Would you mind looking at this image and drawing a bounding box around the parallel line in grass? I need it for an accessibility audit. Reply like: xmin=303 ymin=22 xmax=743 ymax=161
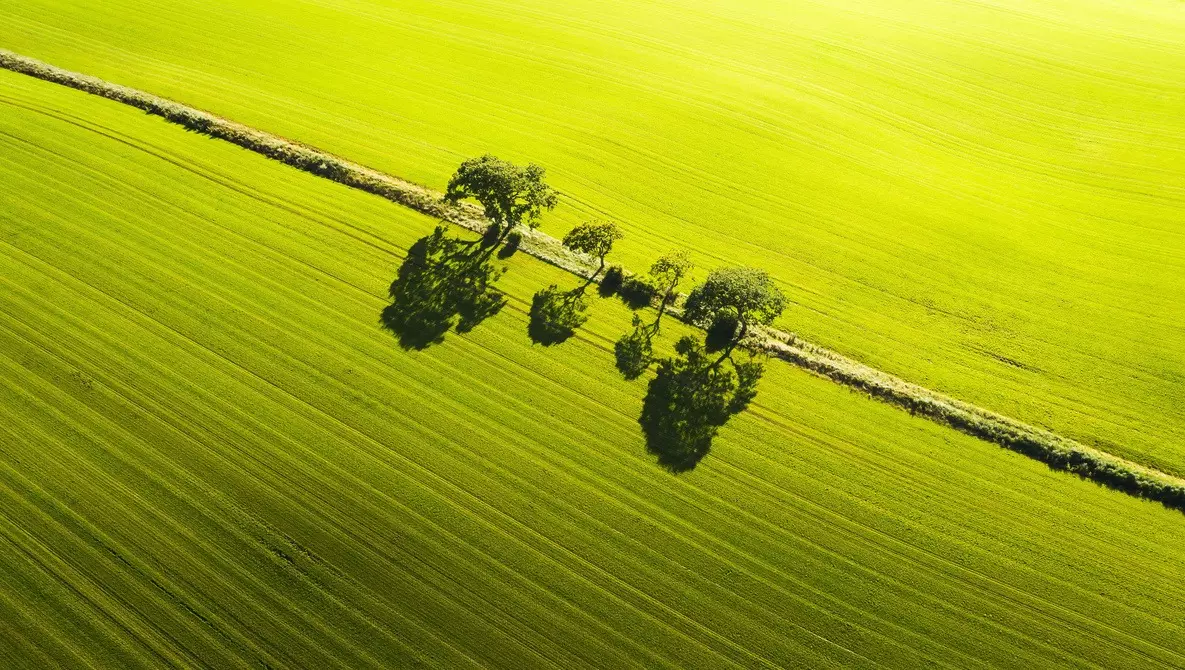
xmin=0 ymin=134 xmax=905 ymax=664
xmin=706 ymin=447 xmax=1181 ymax=668
xmin=2 ymin=48 xmax=1179 ymax=508
xmin=0 ymin=363 xmax=330 ymax=669
xmin=0 ymin=580 xmax=84 ymax=668
xmin=6 ymin=126 xmax=1175 ymax=668
xmin=0 ymin=417 xmax=227 ymax=669
xmin=741 ymin=401 xmax=1166 ymax=587
xmin=0 ymin=162 xmax=1147 ymax=668
xmin=0 ymin=349 xmax=425 ymax=670
xmin=0 ymin=175 xmax=952 ymax=664
xmin=0 ymin=123 xmax=876 ymax=664
xmin=9 ymin=107 xmax=1185 ymax=664
xmin=0 ymin=164 xmax=583 ymax=664
xmin=0 ymin=317 xmax=549 ymax=668
xmin=9 ymin=67 xmax=1185 ymax=664
xmin=0 ymin=349 xmax=415 ymax=670
xmin=0 ymin=275 xmax=597 ymax=668
xmin=0 ymin=93 xmax=405 ymax=274
xmin=0 ymin=246 xmax=720 ymax=668
xmin=0 ymin=493 xmax=167 ymax=669
xmin=6 ymin=42 xmax=1166 ymax=417
xmin=0 ymin=226 xmax=815 ymax=668
xmin=0 ymin=330 xmax=489 ymax=670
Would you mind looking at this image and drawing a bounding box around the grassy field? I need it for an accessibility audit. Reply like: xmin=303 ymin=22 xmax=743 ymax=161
xmin=1 ymin=0 xmax=1183 ymax=476
xmin=3 ymin=69 xmax=1185 ymax=668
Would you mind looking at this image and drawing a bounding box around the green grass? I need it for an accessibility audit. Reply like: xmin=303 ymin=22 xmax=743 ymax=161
xmin=1 ymin=0 xmax=1183 ymax=475
xmin=3 ymin=69 xmax=1185 ymax=668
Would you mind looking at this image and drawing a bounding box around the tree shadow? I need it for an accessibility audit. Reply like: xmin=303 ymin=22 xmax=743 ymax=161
xmin=528 ymin=284 xmax=588 ymax=345
xmin=380 ymin=225 xmax=506 ymax=350
xmin=615 ymin=317 xmax=657 ymax=380
xmin=601 ymin=273 xmax=657 ymax=311
xmin=639 ymin=336 xmax=764 ymax=472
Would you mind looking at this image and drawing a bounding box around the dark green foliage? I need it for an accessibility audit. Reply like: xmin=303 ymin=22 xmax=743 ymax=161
xmin=16 ymin=52 xmax=1182 ymax=510
xmin=598 ymin=264 xmax=625 ymax=297
xmin=381 ymin=226 xmax=505 ymax=349
xmin=639 ymin=336 xmax=766 ymax=472
xmin=443 ymin=154 xmax=558 ymax=235
xmin=614 ymin=317 xmax=654 ymax=380
xmin=562 ymin=220 xmax=623 ymax=278
xmin=498 ymin=230 xmax=523 ymax=259
xmin=704 ymin=311 xmax=740 ymax=353
xmin=617 ymin=276 xmax=657 ymax=310
xmin=683 ymin=266 xmax=786 ymax=332
xmin=648 ymin=249 xmax=694 ymax=318
xmin=528 ymin=285 xmax=588 ymax=345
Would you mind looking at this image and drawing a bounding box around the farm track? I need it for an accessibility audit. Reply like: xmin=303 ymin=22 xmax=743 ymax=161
xmin=2 ymin=48 xmax=1181 ymax=511
xmin=2 ymin=68 xmax=1185 ymax=667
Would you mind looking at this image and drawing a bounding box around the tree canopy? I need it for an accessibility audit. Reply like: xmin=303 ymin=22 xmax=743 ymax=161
xmin=562 ymin=220 xmax=623 ymax=273
xmin=443 ymin=154 xmax=558 ymax=234
xmin=648 ymin=249 xmax=694 ymax=314
xmin=682 ymin=266 xmax=786 ymax=338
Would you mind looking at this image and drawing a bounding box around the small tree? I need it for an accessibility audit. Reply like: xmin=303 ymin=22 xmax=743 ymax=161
xmin=563 ymin=220 xmax=623 ymax=281
xmin=444 ymin=155 xmax=558 ymax=238
xmin=683 ymin=266 xmax=786 ymax=358
xmin=647 ymin=249 xmax=693 ymax=321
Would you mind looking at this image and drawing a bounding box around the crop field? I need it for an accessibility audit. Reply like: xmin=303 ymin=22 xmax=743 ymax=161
xmin=1 ymin=0 xmax=1183 ymax=476
xmin=2 ymin=67 xmax=1185 ymax=668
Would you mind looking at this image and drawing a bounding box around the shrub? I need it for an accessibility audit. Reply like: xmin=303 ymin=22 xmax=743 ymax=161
xmin=617 ymin=276 xmax=656 ymax=310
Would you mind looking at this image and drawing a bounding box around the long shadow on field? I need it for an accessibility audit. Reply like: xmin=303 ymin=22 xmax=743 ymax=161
xmin=381 ymin=225 xmax=506 ymax=350
xmin=527 ymin=284 xmax=589 ymax=346
xmin=639 ymin=336 xmax=764 ymax=472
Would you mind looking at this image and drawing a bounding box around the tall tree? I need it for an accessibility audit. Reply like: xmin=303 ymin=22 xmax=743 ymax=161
xmin=647 ymin=249 xmax=694 ymax=323
xmin=444 ymin=155 xmax=558 ymax=238
xmin=683 ymin=266 xmax=786 ymax=358
xmin=562 ymin=220 xmax=623 ymax=282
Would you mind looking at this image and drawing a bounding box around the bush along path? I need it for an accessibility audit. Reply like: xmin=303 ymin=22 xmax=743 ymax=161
xmin=3 ymin=48 xmax=1182 ymax=511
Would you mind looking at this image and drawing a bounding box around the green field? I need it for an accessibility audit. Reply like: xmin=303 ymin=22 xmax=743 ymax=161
xmin=3 ymin=67 xmax=1185 ymax=667
xmin=2 ymin=0 xmax=1183 ymax=475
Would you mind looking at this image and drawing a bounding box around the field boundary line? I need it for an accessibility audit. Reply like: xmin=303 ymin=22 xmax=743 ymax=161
xmin=3 ymin=48 xmax=1182 ymax=512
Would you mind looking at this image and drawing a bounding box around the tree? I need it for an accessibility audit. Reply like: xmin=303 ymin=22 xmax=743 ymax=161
xmin=562 ymin=220 xmax=623 ymax=281
xmin=443 ymin=154 xmax=558 ymax=238
xmin=611 ymin=249 xmax=691 ymax=380
xmin=647 ymin=249 xmax=693 ymax=322
xmin=682 ymin=266 xmax=786 ymax=357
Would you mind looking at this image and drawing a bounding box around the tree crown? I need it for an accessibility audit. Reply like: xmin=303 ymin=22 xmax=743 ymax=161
xmin=682 ymin=266 xmax=786 ymax=329
xmin=444 ymin=155 xmax=558 ymax=230
xmin=562 ymin=220 xmax=623 ymax=261
xmin=648 ymin=249 xmax=693 ymax=295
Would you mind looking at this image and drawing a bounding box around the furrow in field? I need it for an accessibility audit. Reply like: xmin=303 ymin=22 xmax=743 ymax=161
xmin=2 ymin=109 xmax=1185 ymax=664
xmin=3 ymin=68 xmax=1185 ymax=666
xmin=1 ymin=49 xmax=1178 ymax=510
xmin=0 ymin=149 xmax=1094 ymax=667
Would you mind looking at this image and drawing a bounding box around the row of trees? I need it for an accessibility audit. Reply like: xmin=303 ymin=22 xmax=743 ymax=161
xmin=383 ymin=155 xmax=787 ymax=471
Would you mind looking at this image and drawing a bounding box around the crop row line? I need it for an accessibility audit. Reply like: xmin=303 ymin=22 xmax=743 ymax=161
xmin=2 ymin=47 xmax=1182 ymax=511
